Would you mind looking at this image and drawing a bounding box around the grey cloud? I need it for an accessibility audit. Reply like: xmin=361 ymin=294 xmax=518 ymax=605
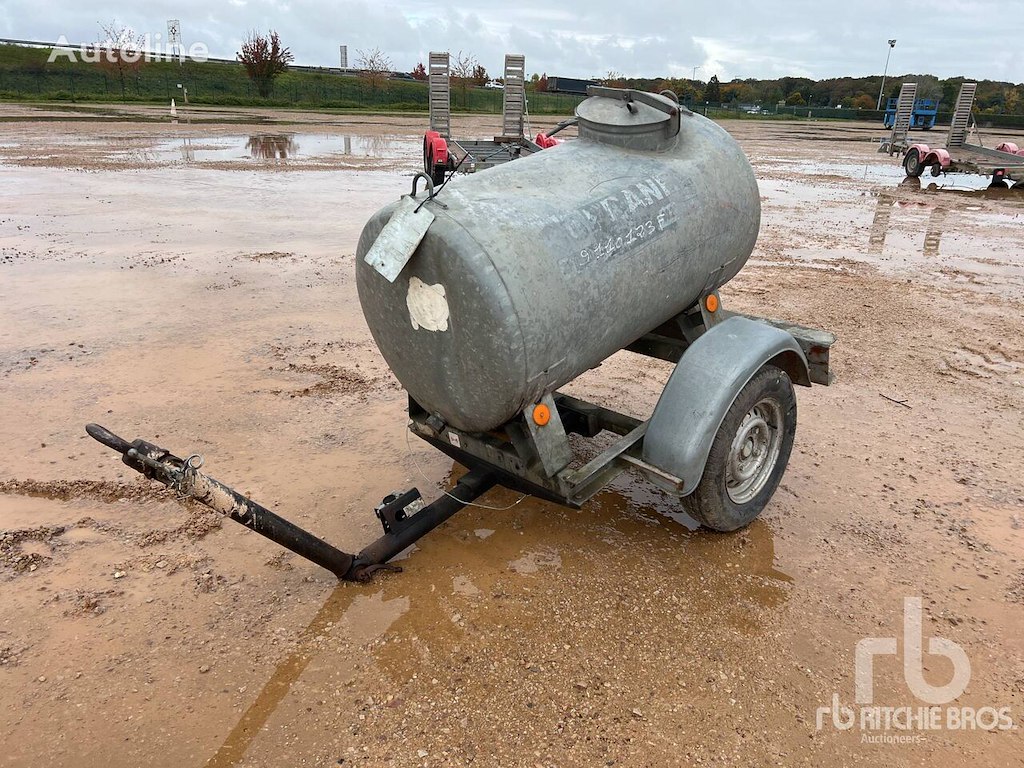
xmin=1 ymin=0 xmax=1020 ymax=83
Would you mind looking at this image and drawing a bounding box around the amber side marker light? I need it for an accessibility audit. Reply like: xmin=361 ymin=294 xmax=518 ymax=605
xmin=705 ymin=294 xmax=719 ymax=313
xmin=532 ymin=403 xmax=551 ymax=426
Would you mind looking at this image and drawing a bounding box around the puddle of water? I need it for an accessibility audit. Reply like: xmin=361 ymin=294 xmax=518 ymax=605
xmin=757 ymin=169 xmax=1024 ymax=297
xmin=0 ymin=132 xmax=421 ymax=166
xmin=864 ymin=185 xmax=1024 ymax=271
xmin=140 ymin=133 xmax=417 ymax=164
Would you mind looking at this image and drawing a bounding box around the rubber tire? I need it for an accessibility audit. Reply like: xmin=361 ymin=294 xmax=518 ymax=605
xmin=989 ymin=178 xmax=1010 ymax=189
xmin=682 ymin=365 xmax=797 ymax=532
xmin=430 ymin=163 xmax=446 ymax=187
xmin=904 ymin=149 xmax=924 ymax=178
xmin=930 ymin=164 xmax=942 ymax=177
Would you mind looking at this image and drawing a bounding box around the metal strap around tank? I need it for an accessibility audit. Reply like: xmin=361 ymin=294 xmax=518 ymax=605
xmin=429 ymin=51 xmax=451 ymax=138
xmin=946 ymin=82 xmax=977 ymax=148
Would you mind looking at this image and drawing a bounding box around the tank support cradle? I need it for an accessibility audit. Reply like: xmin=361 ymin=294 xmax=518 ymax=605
xmin=84 ymin=424 xmax=496 ymax=582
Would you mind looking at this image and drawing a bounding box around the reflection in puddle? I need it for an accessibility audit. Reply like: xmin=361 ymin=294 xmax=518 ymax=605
xmin=869 ymin=177 xmax=1023 ymax=259
xmin=897 ymin=174 xmax=1022 ymax=196
xmin=868 ymin=193 xmax=893 ymax=254
xmin=869 ymin=189 xmax=948 ymax=257
xmin=923 ymin=206 xmax=947 ymax=256
xmin=598 ymin=471 xmax=792 ymax=585
xmin=246 ymin=134 xmax=296 ymax=159
xmin=158 ymin=133 xmax=409 ymax=164
xmin=90 ymin=132 xmax=413 ymax=165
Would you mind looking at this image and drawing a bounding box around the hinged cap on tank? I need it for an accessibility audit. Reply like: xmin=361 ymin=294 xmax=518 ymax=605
xmin=576 ymin=87 xmax=689 ymax=150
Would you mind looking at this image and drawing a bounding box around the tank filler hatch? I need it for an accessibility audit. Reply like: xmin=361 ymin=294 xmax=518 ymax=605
xmin=575 ymin=87 xmax=687 ymax=150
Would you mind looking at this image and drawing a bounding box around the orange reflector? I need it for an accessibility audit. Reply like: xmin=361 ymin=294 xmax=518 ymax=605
xmin=532 ymin=403 xmax=551 ymax=426
xmin=705 ymin=294 xmax=719 ymax=313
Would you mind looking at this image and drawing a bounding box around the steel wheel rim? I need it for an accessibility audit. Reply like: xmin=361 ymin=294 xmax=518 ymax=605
xmin=726 ymin=397 xmax=783 ymax=504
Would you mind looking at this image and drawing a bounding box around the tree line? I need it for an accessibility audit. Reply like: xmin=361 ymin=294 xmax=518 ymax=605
xmin=8 ymin=23 xmax=1022 ymax=116
xmin=554 ymin=71 xmax=1022 ymax=113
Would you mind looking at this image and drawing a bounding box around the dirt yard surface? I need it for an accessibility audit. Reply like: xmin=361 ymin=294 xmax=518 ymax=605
xmin=1 ymin=103 xmax=1022 ymax=767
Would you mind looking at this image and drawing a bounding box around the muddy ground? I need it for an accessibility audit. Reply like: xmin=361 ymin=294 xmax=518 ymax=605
xmin=0 ymin=102 xmax=1022 ymax=767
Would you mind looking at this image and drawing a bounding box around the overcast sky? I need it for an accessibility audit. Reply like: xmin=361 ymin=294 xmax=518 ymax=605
xmin=2 ymin=0 xmax=1022 ymax=83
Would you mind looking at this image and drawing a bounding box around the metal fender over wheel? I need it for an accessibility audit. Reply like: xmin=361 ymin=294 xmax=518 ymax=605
xmin=682 ymin=365 xmax=797 ymax=531
xmin=904 ymin=148 xmax=923 ymax=177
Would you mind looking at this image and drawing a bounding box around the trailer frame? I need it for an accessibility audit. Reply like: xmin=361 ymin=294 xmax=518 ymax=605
xmin=86 ymin=298 xmax=834 ymax=582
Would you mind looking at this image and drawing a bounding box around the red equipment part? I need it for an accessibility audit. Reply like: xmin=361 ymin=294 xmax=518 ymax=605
xmin=422 ymin=131 xmax=450 ymax=186
xmin=534 ymin=132 xmax=560 ymax=149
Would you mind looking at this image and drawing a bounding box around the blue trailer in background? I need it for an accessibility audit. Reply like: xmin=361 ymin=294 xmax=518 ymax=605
xmin=884 ymin=97 xmax=939 ymax=130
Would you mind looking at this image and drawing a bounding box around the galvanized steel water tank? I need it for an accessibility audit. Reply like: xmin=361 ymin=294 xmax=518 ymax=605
xmin=356 ymin=89 xmax=760 ymax=432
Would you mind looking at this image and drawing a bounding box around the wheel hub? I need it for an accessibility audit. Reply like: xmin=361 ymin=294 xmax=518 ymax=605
xmin=726 ymin=398 xmax=783 ymax=504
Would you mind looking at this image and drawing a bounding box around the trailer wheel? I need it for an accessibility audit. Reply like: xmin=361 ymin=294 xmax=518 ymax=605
xmin=422 ymin=134 xmax=435 ymax=176
xmin=903 ymin=149 xmax=924 ymax=177
xmin=682 ymin=365 xmax=796 ymax=532
xmin=930 ymin=164 xmax=942 ymax=177
xmin=989 ymin=178 xmax=1010 ymax=189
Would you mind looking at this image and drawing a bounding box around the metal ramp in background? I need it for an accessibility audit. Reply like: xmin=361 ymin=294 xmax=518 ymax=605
xmin=945 ymin=82 xmax=977 ymax=148
xmin=500 ymin=54 xmax=527 ymax=139
xmin=428 ymin=51 xmax=451 ymax=138
xmin=881 ymin=82 xmax=917 ymax=154
xmin=879 ymin=82 xmax=917 ymax=154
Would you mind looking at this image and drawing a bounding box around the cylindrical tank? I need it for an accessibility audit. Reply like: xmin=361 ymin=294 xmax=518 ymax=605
xmin=356 ymin=90 xmax=760 ymax=432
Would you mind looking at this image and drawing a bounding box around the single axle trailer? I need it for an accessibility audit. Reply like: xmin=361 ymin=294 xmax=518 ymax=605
xmin=87 ymin=87 xmax=836 ymax=584
xmin=903 ymin=141 xmax=1024 ymax=188
xmin=423 ymin=132 xmax=543 ymax=184
xmin=422 ymin=51 xmax=565 ymax=184
xmin=881 ymin=81 xmax=1024 ymax=188
xmin=88 ymin=294 xmax=833 ymax=582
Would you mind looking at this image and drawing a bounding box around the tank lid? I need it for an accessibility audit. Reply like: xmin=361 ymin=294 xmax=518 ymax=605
xmin=575 ymin=88 xmax=686 ymax=149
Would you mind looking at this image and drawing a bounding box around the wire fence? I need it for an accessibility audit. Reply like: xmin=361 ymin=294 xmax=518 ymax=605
xmin=2 ymin=54 xmax=1022 ymax=127
xmin=690 ymin=102 xmax=1024 ymax=129
xmin=0 ymin=62 xmax=588 ymax=114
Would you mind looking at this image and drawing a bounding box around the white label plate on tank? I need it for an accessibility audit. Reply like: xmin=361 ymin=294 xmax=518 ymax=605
xmin=363 ymin=196 xmax=434 ymax=282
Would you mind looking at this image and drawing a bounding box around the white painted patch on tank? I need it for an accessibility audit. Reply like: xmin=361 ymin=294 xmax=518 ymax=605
xmin=406 ymin=276 xmax=450 ymax=332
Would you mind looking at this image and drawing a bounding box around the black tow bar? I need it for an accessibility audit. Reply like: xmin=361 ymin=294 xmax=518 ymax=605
xmin=85 ymin=424 xmax=496 ymax=582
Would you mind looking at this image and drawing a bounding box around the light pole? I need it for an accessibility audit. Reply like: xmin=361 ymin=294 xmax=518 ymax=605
xmin=691 ymin=65 xmax=701 ymax=81
xmin=876 ymin=39 xmax=896 ymax=111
